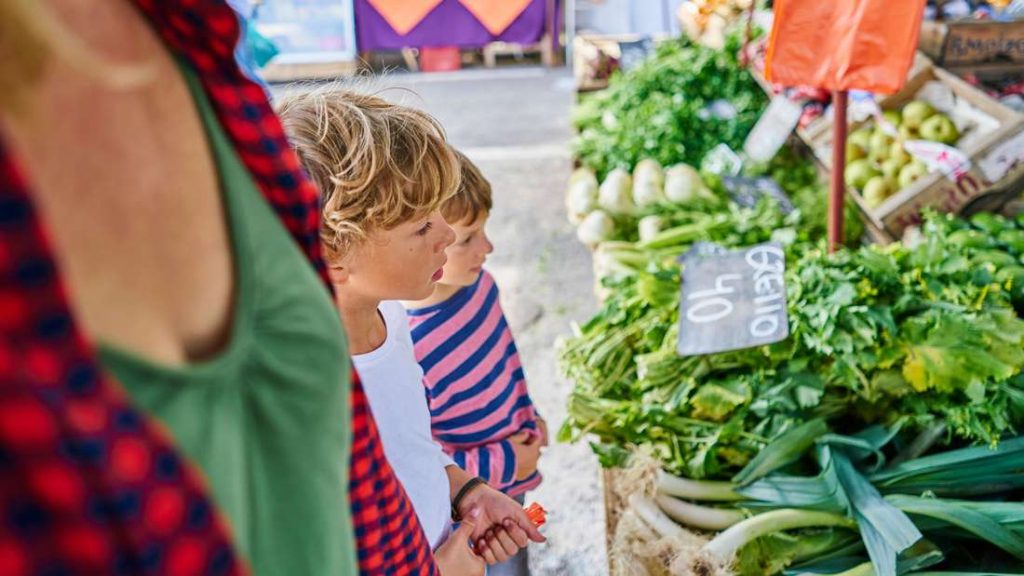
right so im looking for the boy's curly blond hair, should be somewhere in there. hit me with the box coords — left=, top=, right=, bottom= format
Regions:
left=444, top=149, right=493, bottom=226
left=276, top=86, right=460, bottom=261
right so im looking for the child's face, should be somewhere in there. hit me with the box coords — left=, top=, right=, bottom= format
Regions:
left=439, top=214, right=493, bottom=288
left=335, top=210, right=456, bottom=302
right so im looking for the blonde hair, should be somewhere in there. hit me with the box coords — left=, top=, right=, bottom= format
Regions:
left=276, top=86, right=461, bottom=260
left=443, top=149, right=493, bottom=225
left=0, top=0, right=154, bottom=113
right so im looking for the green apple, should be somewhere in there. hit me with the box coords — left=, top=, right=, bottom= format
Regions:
left=882, top=110, right=902, bottom=128
left=889, top=141, right=912, bottom=165
left=902, top=100, right=936, bottom=130
left=881, top=158, right=904, bottom=182
left=845, top=159, right=881, bottom=190
left=898, top=160, right=929, bottom=189
left=849, top=127, right=873, bottom=151
left=899, top=124, right=920, bottom=140
left=846, top=141, right=867, bottom=161
left=869, top=130, right=895, bottom=164
left=863, top=176, right=894, bottom=208
left=919, top=113, right=960, bottom=145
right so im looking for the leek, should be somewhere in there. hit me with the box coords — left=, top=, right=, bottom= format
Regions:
left=886, top=495, right=1024, bottom=560
left=702, top=509, right=856, bottom=563
left=656, top=469, right=743, bottom=502
left=732, top=418, right=829, bottom=486
left=655, top=493, right=745, bottom=531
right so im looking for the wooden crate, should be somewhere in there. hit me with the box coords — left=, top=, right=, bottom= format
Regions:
left=920, top=18, right=1024, bottom=67
left=797, top=53, right=936, bottom=144
left=810, top=64, right=1024, bottom=239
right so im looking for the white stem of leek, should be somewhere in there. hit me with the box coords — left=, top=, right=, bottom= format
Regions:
left=657, top=470, right=744, bottom=502
left=702, top=509, right=856, bottom=562
left=655, top=493, right=745, bottom=531
left=628, top=494, right=689, bottom=540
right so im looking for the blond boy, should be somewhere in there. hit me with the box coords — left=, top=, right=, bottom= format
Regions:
left=277, top=88, right=544, bottom=576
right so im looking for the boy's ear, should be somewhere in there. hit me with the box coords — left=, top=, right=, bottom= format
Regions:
left=327, top=265, right=350, bottom=285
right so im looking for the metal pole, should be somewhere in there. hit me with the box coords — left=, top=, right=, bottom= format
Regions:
left=565, top=0, right=575, bottom=65
left=829, top=90, right=848, bottom=253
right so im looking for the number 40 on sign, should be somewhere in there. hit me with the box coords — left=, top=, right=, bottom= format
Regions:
left=676, top=242, right=790, bottom=357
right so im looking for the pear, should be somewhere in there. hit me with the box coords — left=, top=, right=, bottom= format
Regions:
left=845, top=159, right=881, bottom=190
left=919, top=113, right=959, bottom=145
left=902, top=100, right=936, bottom=130
left=898, top=161, right=929, bottom=189
left=849, top=127, right=873, bottom=151
left=863, top=176, right=894, bottom=208
left=889, top=141, right=912, bottom=166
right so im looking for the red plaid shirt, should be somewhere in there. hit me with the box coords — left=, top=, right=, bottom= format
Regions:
left=0, top=1, right=438, bottom=574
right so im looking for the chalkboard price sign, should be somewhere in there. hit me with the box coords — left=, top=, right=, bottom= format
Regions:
left=722, top=176, right=795, bottom=215
left=677, top=242, right=790, bottom=356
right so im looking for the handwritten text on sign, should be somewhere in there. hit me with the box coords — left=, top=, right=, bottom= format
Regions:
left=677, top=242, right=790, bottom=356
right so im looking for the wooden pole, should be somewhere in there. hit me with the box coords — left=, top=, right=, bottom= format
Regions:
left=740, top=0, right=757, bottom=66
left=829, top=90, right=848, bottom=253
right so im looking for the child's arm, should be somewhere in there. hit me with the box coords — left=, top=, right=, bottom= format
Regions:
left=447, top=429, right=544, bottom=489
left=448, top=439, right=526, bottom=492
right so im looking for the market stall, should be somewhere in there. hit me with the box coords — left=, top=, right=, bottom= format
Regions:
left=561, top=1, right=1024, bottom=574
left=355, top=0, right=560, bottom=67
left=252, top=0, right=359, bottom=81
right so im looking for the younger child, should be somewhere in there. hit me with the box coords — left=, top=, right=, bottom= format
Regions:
left=277, top=88, right=544, bottom=576
left=406, top=150, right=546, bottom=576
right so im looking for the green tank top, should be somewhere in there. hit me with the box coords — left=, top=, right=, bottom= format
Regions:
left=98, top=62, right=357, bottom=576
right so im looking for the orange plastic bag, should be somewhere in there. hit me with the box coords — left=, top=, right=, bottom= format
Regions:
left=765, top=0, right=926, bottom=94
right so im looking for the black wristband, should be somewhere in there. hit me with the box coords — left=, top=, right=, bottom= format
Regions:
left=451, top=476, right=487, bottom=521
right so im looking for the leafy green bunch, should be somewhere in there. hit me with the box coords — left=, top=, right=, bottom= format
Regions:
left=572, top=34, right=768, bottom=179
left=560, top=212, right=1024, bottom=480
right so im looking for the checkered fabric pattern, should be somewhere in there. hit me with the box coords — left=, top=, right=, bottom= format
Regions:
left=0, top=1, right=439, bottom=574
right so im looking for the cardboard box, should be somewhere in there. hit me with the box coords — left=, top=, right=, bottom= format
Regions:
left=920, top=19, right=1024, bottom=67
left=812, top=64, right=1024, bottom=239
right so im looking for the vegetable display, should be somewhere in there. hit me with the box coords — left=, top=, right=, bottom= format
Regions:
left=562, top=209, right=1024, bottom=573
left=564, top=19, right=1024, bottom=575
left=572, top=35, right=768, bottom=179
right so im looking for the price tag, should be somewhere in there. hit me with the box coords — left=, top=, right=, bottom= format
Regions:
left=743, top=95, right=803, bottom=163
left=702, top=144, right=744, bottom=176
left=903, top=140, right=972, bottom=181
left=722, top=176, right=795, bottom=214
left=677, top=242, right=790, bottom=357
left=617, top=37, right=655, bottom=72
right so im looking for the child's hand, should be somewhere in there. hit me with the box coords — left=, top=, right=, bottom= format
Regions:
left=537, top=418, right=549, bottom=447
left=508, top=431, right=541, bottom=481
left=475, top=522, right=526, bottom=565
left=456, top=483, right=546, bottom=551
left=435, top=509, right=486, bottom=576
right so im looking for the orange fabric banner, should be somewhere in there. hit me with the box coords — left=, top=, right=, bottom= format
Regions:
left=765, top=0, right=926, bottom=94
left=366, top=0, right=444, bottom=35
left=458, top=0, right=533, bottom=35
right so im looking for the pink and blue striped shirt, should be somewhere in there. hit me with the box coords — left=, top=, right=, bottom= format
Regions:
left=407, top=270, right=543, bottom=497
